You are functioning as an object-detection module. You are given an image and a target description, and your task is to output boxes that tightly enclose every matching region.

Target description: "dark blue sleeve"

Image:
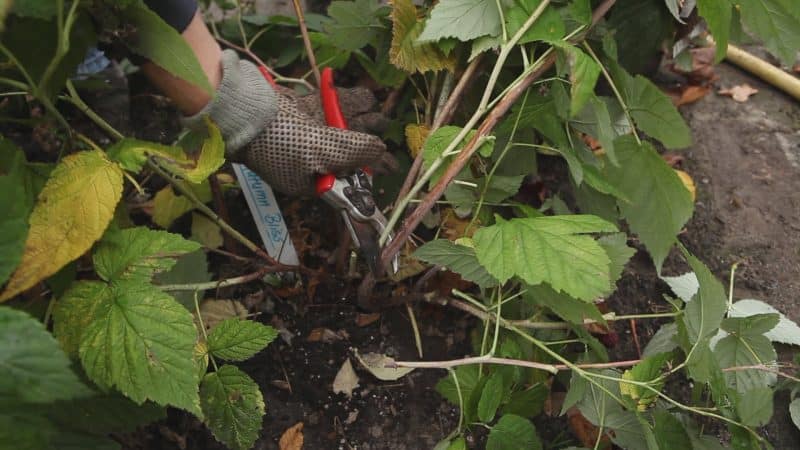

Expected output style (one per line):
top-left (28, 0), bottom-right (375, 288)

top-left (143, 0), bottom-right (198, 33)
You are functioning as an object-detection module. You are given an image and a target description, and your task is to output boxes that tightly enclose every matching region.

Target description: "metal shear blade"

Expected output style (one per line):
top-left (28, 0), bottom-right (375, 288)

top-left (320, 170), bottom-right (399, 275)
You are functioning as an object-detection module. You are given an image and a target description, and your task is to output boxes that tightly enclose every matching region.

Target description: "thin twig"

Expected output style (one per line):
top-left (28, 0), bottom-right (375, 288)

top-left (158, 267), bottom-right (270, 292)
top-left (431, 56), bottom-right (483, 129)
top-left (291, 0), bottom-right (321, 87)
top-left (393, 56), bottom-right (483, 215)
top-left (388, 354), bottom-right (641, 373)
top-left (216, 37), bottom-right (314, 90)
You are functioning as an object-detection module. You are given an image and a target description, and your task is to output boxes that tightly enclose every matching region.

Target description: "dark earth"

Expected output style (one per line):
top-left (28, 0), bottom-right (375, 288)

top-left (115, 56), bottom-right (800, 449)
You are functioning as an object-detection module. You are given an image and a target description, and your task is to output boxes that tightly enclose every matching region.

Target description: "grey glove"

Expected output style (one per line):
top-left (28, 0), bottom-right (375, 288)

top-left (184, 50), bottom-right (394, 196)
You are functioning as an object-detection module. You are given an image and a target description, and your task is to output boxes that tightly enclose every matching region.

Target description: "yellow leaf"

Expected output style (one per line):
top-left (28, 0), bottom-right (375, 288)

top-left (151, 181), bottom-right (212, 228)
top-left (180, 117), bottom-right (225, 183)
top-left (405, 123), bottom-right (430, 158)
top-left (674, 169), bottom-right (696, 202)
top-left (1, 151), bottom-right (123, 301)
top-left (191, 212), bottom-right (223, 249)
top-left (152, 186), bottom-right (195, 229)
top-left (108, 118), bottom-right (224, 184)
top-left (389, 0), bottom-right (455, 73)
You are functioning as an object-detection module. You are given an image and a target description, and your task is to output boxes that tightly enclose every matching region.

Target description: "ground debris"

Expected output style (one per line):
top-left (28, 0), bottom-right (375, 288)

top-left (718, 83), bottom-right (759, 102)
top-left (279, 422), bottom-right (304, 450)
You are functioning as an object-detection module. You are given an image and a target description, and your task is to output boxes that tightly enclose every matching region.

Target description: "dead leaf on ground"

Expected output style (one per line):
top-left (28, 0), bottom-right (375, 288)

top-left (661, 153), bottom-right (684, 167)
top-left (355, 351), bottom-right (415, 381)
top-left (279, 422), bottom-right (304, 450)
top-left (668, 84), bottom-right (711, 107)
top-left (307, 327), bottom-right (347, 343)
top-left (198, 299), bottom-right (248, 329)
top-left (389, 241), bottom-right (426, 282)
top-left (441, 207), bottom-right (478, 240)
top-left (332, 358), bottom-right (359, 398)
top-left (718, 84), bottom-right (759, 102)
top-left (670, 47), bottom-right (716, 82)
top-left (355, 312), bottom-right (381, 327)
top-left (567, 407), bottom-right (612, 449)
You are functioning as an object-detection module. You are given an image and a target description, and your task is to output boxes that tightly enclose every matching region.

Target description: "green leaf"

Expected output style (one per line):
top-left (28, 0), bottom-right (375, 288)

top-left (682, 252), bottom-right (728, 344)
top-left (597, 233), bottom-right (635, 286)
top-left (417, 0), bottom-right (502, 42)
top-left (11, 0), bottom-right (57, 19)
top-left (571, 96), bottom-right (624, 166)
top-left (561, 46), bottom-right (601, 117)
top-left (477, 372), bottom-right (504, 422)
top-left (49, 394), bottom-right (166, 435)
top-left (619, 353), bottom-right (670, 409)
top-left (505, 0), bottom-right (565, 44)
top-left (524, 284), bottom-right (606, 325)
top-left (436, 366), bottom-right (480, 405)
top-left (79, 282), bottom-right (201, 415)
top-left (714, 316), bottom-right (777, 392)
top-left (153, 249), bottom-right (212, 310)
top-left (728, 299), bottom-right (800, 346)
top-left (52, 281), bottom-right (112, 356)
top-left (605, 0), bottom-right (674, 74)
top-left (413, 239), bottom-right (499, 289)
top-left (93, 228), bottom-right (201, 283)
top-left (0, 306), bottom-right (90, 403)
top-left (200, 365), bottom-right (265, 450)
top-left (604, 137), bottom-right (694, 270)
top-left (737, 0), bottom-right (800, 66)
top-left (653, 411), bottom-right (692, 449)
top-left (610, 65), bottom-right (692, 149)
top-left (389, 0), bottom-right (454, 73)
top-left (735, 387), bottom-right (773, 427)
top-left (106, 138), bottom-right (184, 174)
top-left (500, 384), bottom-right (548, 418)
top-left (642, 323), bottom-right (679, 357)
top-left (561, 371), bottom-right (587, 415)
top-left (721, 313), bottom-right (779, 337)
top-left (486, 414), bottom-right (542, 450)
top-left (123, 2), bottom-right (212, 94)
top-left (325, 0), bottom-right (388, 51)
top-left (697, 0), bottom-right (732, 62)
top-left (0, 153), bottom-right (33, 285)
top-left (422, 126), bottom-right (494, 185)
top-left (473, 215), bottom-right (617, 300)
top-left (207, 319), bottom-right (278, 361)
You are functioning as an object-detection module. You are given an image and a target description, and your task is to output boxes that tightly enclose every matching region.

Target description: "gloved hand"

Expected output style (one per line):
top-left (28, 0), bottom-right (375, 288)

top-left (183, 50), bottom-right (395, 196)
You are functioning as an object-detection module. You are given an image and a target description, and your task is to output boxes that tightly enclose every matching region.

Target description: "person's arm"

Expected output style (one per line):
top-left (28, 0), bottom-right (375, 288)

top-left (141, 10), bottom-right (221, 115)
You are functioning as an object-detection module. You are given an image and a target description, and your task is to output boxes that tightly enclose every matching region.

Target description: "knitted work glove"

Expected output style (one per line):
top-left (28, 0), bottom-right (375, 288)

top-left (184, 50), bottom-right (393, 196)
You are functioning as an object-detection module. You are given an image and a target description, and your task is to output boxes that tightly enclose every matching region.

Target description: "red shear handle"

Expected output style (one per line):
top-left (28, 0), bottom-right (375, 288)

top-left (257, 65), bottom-right (276, 87)
top-left (320, 67), bottom-right (348, 129)
top-left (316, 68), bottom-right (350, 195)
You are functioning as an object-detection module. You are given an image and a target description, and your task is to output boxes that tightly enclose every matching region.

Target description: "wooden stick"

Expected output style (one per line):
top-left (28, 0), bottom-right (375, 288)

top-left (725, 43), bottom-right (800, 101)
top-left (291, 0), bottom-right (321, 87)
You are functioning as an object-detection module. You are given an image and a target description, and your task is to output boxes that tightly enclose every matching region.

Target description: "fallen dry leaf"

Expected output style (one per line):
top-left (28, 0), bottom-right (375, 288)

top-left (279, 422), bottom-right (304, 450)
top-left (198, 299), bottom-right (248, 329)
top-left (669, 84), bottom-right (711, 107)
top-left (307, 327), bottom-right (346, 343)
top-left (405, 123), bottom-right (430, 158)
top-left (718, 84), bottom-right (759, 102)
top-left (355, 351), bottom-right (415, 381)
top-left (355, 312), bottom-right (381, 327)
top-left (332, 359), bottom-right (359, 398)
top-left (567, 407), bottom-right (612, 449)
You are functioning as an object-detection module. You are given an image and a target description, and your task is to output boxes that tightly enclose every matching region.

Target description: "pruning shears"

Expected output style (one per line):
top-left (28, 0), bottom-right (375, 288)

top-left (257, 65), bottom-right (399, 276)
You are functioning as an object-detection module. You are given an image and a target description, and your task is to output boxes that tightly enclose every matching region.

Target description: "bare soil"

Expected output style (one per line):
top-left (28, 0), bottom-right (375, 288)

top-left (119, 60), bottom-right (800, 449)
